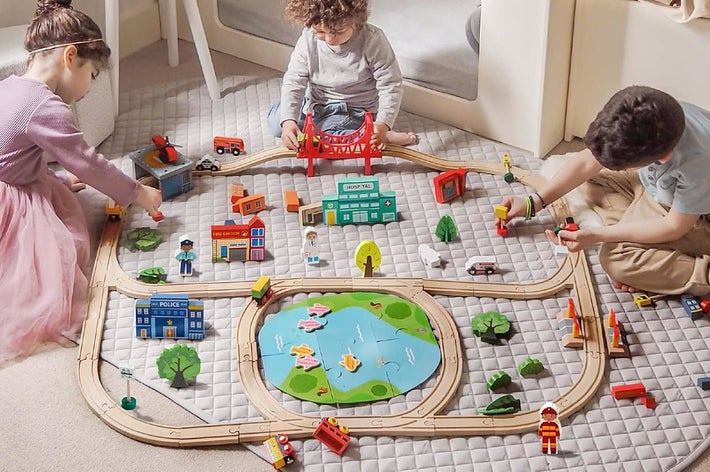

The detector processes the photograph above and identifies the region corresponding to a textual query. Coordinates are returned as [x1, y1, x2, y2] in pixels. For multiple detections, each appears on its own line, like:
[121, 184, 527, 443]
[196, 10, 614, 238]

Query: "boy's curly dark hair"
[583, 86, 685, 170]
[285, 0, 369, 29]
[25, 0, 111, 70]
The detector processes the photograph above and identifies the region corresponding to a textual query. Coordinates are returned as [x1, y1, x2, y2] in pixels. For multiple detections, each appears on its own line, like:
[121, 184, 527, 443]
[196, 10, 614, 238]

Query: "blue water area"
[258, 306, 441, 397]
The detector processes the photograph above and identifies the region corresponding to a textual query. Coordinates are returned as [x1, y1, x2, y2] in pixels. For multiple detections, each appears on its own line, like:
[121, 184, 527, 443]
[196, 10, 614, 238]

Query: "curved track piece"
[78, 146, 603, 446]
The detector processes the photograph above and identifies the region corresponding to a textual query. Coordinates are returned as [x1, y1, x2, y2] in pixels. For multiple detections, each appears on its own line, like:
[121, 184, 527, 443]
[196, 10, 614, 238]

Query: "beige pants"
[584, 169, 710, 296]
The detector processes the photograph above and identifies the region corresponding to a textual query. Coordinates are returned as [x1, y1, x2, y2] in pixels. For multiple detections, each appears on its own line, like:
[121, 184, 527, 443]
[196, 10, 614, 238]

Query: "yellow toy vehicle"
[633, 294, 652, 308]
[105, 198, 125, 220]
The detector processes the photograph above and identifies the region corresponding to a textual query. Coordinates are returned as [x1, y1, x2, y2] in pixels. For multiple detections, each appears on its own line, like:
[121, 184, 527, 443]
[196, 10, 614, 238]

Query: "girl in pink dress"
[0, 0, 162, 363]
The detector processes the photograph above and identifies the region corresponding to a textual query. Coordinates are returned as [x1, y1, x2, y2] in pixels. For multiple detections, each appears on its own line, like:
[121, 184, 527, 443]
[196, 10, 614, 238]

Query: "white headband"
[28, 38, 104, 55]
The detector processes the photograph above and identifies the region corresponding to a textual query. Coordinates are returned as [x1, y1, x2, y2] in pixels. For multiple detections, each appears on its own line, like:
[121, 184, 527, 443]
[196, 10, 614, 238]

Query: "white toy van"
[465, 256, 498, 275]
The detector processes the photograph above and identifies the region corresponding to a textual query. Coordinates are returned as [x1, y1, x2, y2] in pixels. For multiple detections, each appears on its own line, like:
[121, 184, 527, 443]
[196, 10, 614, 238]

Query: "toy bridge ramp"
[296, 111, 382, 177]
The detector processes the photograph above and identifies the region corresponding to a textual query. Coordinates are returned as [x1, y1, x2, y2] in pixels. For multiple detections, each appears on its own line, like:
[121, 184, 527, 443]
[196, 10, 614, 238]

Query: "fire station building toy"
[211, 216, 266, 262]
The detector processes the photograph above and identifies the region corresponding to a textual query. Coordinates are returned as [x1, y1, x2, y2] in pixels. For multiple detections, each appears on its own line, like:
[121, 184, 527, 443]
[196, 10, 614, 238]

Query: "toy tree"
[435, 215, 457, 244]
[156, 344, 201, 389]
[138, 266, 167, 284]
[518, 358, 544, 376]
[354, 240, 382, 277]
[487, 371, 512, 391]
[125, 227, 162, 252]
[471, 311, 511, 344]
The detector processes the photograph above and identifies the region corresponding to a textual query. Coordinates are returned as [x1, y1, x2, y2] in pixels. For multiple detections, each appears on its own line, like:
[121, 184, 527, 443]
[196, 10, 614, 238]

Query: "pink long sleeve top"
[0, 75, 139, 205]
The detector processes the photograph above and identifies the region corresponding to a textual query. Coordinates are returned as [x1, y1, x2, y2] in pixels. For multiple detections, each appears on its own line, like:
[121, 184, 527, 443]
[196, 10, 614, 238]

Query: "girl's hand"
[371, 122, 389, 150]
[544, 228, 594, 253]
[66, 173, 86, 192]
[281, 120, 301, 151]
[135, 184, 162, 218]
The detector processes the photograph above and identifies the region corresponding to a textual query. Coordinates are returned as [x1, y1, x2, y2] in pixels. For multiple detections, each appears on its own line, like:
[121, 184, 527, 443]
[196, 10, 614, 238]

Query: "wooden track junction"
[78, 146, 606, 446]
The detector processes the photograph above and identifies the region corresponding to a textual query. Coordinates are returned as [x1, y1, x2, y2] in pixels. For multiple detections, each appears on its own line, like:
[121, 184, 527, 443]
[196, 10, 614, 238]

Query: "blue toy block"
[681, 294, 703, 320]
[698, 377, 710, 391]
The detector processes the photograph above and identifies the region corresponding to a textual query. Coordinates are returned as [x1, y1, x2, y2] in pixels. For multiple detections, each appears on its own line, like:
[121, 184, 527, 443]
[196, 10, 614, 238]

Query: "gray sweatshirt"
[280, 23, 403, 130]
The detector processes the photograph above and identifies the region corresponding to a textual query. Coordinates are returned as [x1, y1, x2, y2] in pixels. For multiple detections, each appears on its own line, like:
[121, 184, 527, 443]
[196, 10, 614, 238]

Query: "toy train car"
[105, 198, 125, 220]
[251, 275, 273, 306]
[312, 417, 350, 456]
[263, 433, 295, 469]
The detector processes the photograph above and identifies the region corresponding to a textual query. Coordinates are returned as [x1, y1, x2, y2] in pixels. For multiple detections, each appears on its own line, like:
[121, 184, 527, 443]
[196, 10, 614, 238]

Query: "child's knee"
[599, 243, 636, 283]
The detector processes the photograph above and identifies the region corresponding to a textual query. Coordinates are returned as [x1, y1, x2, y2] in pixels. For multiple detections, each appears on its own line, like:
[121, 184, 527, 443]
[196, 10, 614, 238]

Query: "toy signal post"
[120, 366, 137, 410]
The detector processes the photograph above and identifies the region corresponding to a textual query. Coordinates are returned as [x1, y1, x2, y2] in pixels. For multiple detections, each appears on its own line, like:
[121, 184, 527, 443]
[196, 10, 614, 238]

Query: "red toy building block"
[313, 417, 350, 455]
[700, 299, 710, 314]
[611, 383, 646, 400]
[641, 395, 657, 409]
[433, 168, 467, 204]
[496, 219, 509, 237]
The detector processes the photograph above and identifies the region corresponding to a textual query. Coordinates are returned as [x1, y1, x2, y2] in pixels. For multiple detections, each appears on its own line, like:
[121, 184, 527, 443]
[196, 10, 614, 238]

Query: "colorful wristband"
[534, 191, 547, 209]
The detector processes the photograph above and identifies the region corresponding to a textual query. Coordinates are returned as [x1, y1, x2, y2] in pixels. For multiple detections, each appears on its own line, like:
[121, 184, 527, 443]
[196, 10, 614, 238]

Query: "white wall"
[0, 0, 159, 59]
[0, 0, 103, 29]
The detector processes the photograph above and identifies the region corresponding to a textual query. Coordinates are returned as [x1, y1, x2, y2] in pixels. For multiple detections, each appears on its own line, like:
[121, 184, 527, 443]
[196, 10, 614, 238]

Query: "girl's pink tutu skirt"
[0, 172, 89, 363]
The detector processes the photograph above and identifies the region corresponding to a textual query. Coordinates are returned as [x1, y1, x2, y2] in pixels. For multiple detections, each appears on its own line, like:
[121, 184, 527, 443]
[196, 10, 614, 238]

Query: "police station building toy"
[322, 177, 396, 226]
[135, 293, 205, 339]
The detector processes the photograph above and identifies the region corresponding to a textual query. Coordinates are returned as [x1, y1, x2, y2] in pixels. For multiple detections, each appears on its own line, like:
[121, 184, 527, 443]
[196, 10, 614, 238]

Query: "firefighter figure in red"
[538, 402, 561, 454]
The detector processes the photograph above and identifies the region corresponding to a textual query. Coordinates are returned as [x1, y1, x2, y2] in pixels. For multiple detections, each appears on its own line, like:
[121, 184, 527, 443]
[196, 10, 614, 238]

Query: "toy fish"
[307, 303, 331, 317]
[289, 343, 315, 358]
[294, 355, 321, 371]
[339, 353, 362, 372]
[297, 318, 323, 333]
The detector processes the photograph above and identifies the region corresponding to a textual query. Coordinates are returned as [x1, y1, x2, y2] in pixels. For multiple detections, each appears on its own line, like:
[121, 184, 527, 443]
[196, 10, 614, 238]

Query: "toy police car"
[194, 154, 221, 171]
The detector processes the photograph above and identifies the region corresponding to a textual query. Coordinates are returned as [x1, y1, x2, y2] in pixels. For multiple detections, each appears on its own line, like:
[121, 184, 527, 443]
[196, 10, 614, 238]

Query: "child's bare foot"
[612, 280, 637, 293]
[386, 130, 418, 146]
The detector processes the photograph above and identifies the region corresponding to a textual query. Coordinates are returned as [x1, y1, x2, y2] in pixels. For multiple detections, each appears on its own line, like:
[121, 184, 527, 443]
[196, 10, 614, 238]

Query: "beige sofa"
[0, 24, 115, 147]
[176, 0, 576, 156]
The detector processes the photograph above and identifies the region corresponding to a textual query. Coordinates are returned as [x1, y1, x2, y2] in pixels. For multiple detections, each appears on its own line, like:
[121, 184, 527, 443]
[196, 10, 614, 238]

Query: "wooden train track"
[78, 146, 605, 446]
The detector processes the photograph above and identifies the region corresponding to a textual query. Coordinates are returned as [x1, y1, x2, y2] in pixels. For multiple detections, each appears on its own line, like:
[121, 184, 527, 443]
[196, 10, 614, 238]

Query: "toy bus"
[465, 256, 498, 275]
[263, 433, 295, 469]
[251, 275, 273, 306]
[213, 136, 244, 156]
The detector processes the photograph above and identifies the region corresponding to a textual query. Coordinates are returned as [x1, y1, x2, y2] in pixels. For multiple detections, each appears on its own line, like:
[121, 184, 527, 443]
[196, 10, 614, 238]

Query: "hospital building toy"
[322, 177, 396, 226]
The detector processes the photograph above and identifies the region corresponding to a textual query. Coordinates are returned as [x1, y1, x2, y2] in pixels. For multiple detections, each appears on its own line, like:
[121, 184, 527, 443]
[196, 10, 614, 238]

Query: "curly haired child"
[266, 0, 417, 150]
[0, 0, 162, 363]
[499, 86, 710, 296]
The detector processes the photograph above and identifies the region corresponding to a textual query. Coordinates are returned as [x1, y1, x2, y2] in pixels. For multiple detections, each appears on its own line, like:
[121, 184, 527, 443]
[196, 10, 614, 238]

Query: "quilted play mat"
[78, 76, 710, 471]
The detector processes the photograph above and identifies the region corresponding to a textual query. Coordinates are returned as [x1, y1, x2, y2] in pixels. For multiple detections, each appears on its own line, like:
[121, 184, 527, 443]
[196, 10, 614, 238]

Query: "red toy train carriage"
[296, 112, 382, 177]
